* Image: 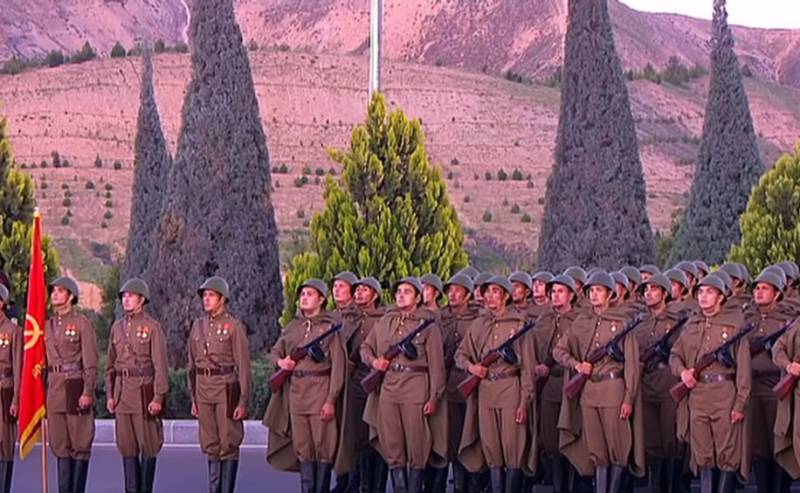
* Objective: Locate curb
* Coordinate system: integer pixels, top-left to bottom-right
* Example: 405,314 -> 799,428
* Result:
94,419 -> 268,446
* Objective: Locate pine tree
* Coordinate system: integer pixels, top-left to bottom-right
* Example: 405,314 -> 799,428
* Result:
728,143 -> 800,274
281,93 -> 468,323
668,0 -> 763,265
537,0 -> 654,272
147,0 -> 282,366
122,50 -> 172,283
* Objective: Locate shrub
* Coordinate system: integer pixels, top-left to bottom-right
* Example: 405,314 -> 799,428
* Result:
482,210 -> 492,222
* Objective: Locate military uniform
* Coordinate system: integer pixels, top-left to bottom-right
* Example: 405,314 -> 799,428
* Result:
772,320 -> 800,479
0,308 -> 21,492
105,307 -> 168,492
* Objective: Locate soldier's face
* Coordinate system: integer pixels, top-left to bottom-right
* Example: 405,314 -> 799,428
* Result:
395,284 -> 420,310
511,283 -> 530,303
484,285 -> 509,311
332,280 -> 353,307
533,280 -> 547,299
202,290 -> 224,313
644,284 -> 666,307
641,272 -> 653,283
121,292 -> 145,313
51,286 -> 72,307
614,283 -> 628,302
446,285 -> 469,308
422,285 -> 439,305
670,280 -> 685,300
589,286 -> 611,307
550,284 -> 573,308
473,287 -> 484,302
753,282 -> 779,306
354,285 -> 378,308
574,281 -> 585,297
299,287 -> 325,313
697,286 -> 723,311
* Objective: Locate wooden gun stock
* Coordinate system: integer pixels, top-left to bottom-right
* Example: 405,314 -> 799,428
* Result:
360,346 -> 401,394
268,347 -> 307,393
457,352 -> 501,399
774,373 -> 799,401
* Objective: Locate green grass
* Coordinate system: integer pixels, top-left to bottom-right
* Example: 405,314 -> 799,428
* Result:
53,238 -> 111,285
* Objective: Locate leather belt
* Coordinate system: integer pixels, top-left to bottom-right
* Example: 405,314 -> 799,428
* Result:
47,362 -> 83,373
293,369 -> 331,378
119,367 -> 155,378
699,373 -> 734,384
590,370 -> 624,382
389,363 -> 427,373
196,366 -> 235,377
487,370 -> 520,381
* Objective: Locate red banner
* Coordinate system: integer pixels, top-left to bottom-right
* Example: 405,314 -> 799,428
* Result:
19,211 -> 47,459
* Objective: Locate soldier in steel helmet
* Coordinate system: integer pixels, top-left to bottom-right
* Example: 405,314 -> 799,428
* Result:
0,284 -> 21,492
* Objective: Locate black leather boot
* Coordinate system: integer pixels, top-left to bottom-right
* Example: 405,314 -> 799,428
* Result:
595,466 -> 609,493
140,457 -> 157,493
774,460 -> 792,493
489,467 -> 504,493
122,457 -> 140,493
422,465 -> 435,492
505,469 -> 522,493
72,459 -> 89,493
300,461 -> 316,493
717,471 -> 736,493
552,455 -> 568,493
208,459 -> 222,493
57,457 -> 73,493
648,458 -> 664,493
331,473 -> 349,493
391,468 -> 409,493
753,459 -> 770,493
0,460 -> 12,493
699,468 -> 714,493
345,456 -> 361,493
467,470 -> 488,493
316,462 -> 333,493
408,468 -> 425,493
452,462 -> 467,493
220,460 -> 239,493
371,454 -> 388,493
608,465 -> 625,493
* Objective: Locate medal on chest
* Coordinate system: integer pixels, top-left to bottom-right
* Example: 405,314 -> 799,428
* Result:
216,323 -> 230,340
65,324 -> 77,338
137,326 -> 151,342
0,334 -> 10,348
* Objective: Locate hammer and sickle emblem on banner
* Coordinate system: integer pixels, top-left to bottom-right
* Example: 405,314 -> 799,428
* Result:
24,314 -> 42,350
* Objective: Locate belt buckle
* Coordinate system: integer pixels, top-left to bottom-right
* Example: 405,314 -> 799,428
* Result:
200,368 -> 211,377
121,368 -> 130,378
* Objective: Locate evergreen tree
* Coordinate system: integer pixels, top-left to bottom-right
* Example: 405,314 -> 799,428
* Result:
668,0 -> 763,264
147,0 -> 282,366
281,93 -> 468,323
537,0 -> 654,272
123,50 -> 171,282
728,143 -> 800,273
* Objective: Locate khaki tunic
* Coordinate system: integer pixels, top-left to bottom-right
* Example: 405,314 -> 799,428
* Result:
534,308 -> 577,457
454,310 -> 537,471
346,308 -> 383,454
553,307 -> 644,471
45,309 -> 99,460
360,307 -> 447,469
0,317 -> 22,460
770,315 -> 800,478
267,312 -> 346,463
635,309 -> 684,459
669,310 -> 751,476
105,310 -> 169,458
439,304 -> 480,462
187,311 -> 251,460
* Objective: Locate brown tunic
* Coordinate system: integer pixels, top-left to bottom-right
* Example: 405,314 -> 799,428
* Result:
346,307 -> 384,454
669,309 -> 751,476
0,317 -> 22,460
45,308 -> 99,460
770,314 -> 800,478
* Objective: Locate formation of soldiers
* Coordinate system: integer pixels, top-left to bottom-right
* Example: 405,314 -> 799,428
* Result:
0,259 -> 797,493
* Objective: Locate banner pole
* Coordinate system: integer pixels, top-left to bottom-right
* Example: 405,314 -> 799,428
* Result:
40,419 -> 48,493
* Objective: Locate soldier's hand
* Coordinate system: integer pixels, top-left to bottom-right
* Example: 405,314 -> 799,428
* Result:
320,402 -> 335,422
423,401 -> 437,416
576,362 -> 592,375
147,401 -> 162,416
515,405 -> 527,424
277,357 -> 296,371
8,404 -> 17,418
680,369 -> 697,389
535,364 -> 550,378
468,364 -> 488,379
730,410 -> 744,424
232,404 -> 247,421
191,402 -> 198,417
787,362 -> 800,377
106,398 -> 116,414
78,395 -> 93,410
373,358 -> 390,372
619,403 -> 633,420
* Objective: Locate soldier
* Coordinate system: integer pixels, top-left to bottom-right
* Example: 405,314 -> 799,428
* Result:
745,269 -> 794,493
455,275 -> 537,493
694,261 -> 710,280
719,264 -> 750,310
563,267 -> 588,307
187,276 -> 251,493
552,271 -> 644,493
610,272 -> 631,308
473,273 -> 493,305
421,274 -> 445,312
674,261 -> 700,292
664,269 -> 695,316
635,274 -> 687,493
772,293 -> 800,481
620,266 -> 642,299
669,274 -> 751,493
46,276 -> 98,493
105,278 -> 168,493
457,267 -> 480,281
532,271 -> 553,308
533,274 -> 580,493
777,262 -> 800,305
360,277 -> 447,493
638,265 -> 661,284
510,271 -> 541,319
439,274 -> 481,493
266,279 -> 347,493
0,285 -> 20,493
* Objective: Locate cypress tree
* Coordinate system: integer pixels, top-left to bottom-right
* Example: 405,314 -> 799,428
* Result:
537,0 -> 654,272
281,93 -> 468,323
148,0 -> 282,365
728,143 -> 800,274
668,0 -> 763,265
122,50 -> 172,282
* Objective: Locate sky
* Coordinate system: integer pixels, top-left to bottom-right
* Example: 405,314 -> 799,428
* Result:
619,0 -> 800,29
